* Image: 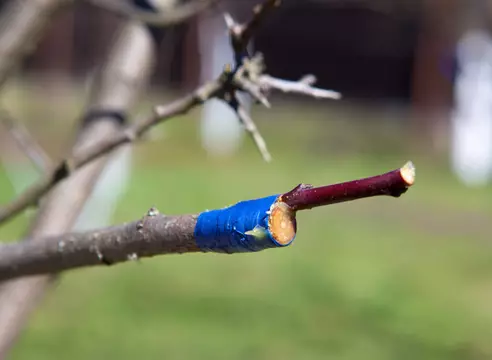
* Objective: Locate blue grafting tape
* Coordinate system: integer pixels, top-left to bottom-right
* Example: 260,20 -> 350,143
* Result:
194,194 -> 294,253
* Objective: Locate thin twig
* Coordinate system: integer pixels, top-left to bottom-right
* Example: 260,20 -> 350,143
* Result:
259,75 -> 342,99
235,74 -> 271,108
0,76 -> 223,225
86,0 -> 216,26
0,109 -> 52,172
226,0 -> 281,56
280,161 -> 416,211
228,95 -> 271,162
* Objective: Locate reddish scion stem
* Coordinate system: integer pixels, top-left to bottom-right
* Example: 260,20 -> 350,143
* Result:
280,161 -> 416,211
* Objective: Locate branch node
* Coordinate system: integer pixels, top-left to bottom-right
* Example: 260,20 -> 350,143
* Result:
90,245 -> 112,266
52,161 -> 71,183
147,206 -> 159,217
136,207 -> 158,235
0,0 -> 344,227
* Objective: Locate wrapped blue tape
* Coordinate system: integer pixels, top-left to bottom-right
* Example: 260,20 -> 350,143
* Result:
194,194 -> 292,253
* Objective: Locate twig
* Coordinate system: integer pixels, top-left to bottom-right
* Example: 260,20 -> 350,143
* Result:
0,70 -> 223,226
86,0 -> 215,26
0,109 -> 52,172
225,0 -> 281,58
0,0 -> 341,225
228,94 -> 271,162
280,161 -> 416,211
259,74 -> 342,99
221,5 -> 341,164
0,162 -> 416,281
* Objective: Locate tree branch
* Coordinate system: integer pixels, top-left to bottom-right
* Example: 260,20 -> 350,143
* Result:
280,161 -> 416,211
229,94 -> 271,161
0,0 -> 341,226
0,79 -> 221,225
0,213 -> 199,281
0,162 -> 416,281
258,74 -> 341,100
225,0 -> 280,58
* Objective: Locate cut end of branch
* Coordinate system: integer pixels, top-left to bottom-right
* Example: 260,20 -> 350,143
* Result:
400,161 -> 416,187
268,201 -> 296,246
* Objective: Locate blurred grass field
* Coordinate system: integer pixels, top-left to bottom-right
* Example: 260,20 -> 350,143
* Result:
1,83 -> 492,360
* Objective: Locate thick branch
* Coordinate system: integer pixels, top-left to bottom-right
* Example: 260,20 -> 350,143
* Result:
0,214 -> 198,281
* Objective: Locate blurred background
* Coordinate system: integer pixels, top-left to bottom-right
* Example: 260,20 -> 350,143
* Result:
0,0 -> 492,359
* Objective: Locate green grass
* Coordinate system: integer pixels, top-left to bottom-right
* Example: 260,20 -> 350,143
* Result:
1,92 -> 492,359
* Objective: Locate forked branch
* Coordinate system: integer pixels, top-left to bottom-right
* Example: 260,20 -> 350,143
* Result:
0,0 -> 341,225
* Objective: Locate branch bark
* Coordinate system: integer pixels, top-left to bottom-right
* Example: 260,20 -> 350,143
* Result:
0,18 -> 159,357
0,213 -> 199,281
280,161 -> 416,211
